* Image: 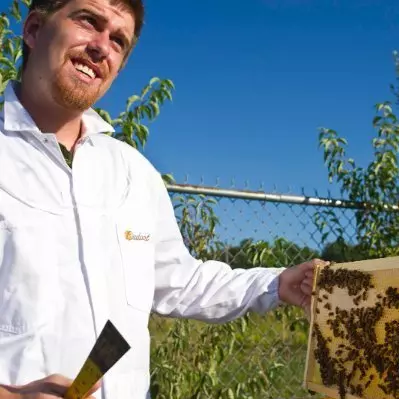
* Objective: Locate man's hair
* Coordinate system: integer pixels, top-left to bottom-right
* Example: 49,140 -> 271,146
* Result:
22,0 -> 144,70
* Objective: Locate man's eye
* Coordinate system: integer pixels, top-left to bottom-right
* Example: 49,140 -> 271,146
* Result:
112,37 -> 125,48
82,15 -> 96,26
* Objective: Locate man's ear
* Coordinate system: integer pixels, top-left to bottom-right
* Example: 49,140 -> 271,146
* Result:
23,11 -> 45,51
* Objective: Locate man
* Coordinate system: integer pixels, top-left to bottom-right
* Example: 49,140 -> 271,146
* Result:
0,0 -> 328,398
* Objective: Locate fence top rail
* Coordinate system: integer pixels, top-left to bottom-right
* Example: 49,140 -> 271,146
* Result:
166,183 -> 399,211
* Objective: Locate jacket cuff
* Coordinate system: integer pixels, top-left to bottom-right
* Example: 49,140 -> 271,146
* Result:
257,268 -> 286,312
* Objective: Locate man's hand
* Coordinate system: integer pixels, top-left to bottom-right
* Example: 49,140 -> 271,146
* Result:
0,374 -> 101,399
278,259 -> 330,318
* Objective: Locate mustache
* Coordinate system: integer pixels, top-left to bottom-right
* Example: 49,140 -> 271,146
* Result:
66,51 -> 108,78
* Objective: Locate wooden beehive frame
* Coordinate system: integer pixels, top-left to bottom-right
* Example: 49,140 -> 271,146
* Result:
303,256 -> 399,399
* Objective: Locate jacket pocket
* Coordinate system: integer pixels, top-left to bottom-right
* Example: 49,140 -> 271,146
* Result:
0,222 -> 57,336
0,224 -> 28,335
116,222 -> 155,313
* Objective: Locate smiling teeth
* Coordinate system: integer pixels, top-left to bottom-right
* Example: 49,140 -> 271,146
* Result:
74,63 -> 95,79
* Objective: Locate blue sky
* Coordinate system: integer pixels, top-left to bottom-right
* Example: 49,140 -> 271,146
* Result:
97,0 -> 399,197
5,0 -> 399,196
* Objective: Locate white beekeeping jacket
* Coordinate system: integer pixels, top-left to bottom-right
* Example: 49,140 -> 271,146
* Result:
0,81 -> 284,399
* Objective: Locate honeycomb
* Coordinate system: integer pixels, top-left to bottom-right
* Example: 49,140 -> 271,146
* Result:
304,256 -> 399,399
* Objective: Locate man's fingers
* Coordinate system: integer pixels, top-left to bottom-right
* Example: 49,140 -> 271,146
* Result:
86,379 -> 102,396
313,259 -> 330,267
301,274 -> 314,288
41,374 -> 73,395
298,262 -> 315,272
298,259 -> 327,273
14,374 -> 74,397
300,259 -> 330,277
301,281 -> 313,296
304,276 -> 315,291
303,275 -> 313,284
46,374 -> 73,385
279,258 -> 329,307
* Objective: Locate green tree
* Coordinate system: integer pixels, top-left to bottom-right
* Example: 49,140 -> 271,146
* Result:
233,237 -> 319,269
0,0 -> 28,96
321,237 -> 369,263
173,193 -> 222,261
222,238 -> 254,269
316,59 -> 399,259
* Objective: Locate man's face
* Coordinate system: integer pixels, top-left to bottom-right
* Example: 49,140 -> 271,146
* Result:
23,0 -> 135,111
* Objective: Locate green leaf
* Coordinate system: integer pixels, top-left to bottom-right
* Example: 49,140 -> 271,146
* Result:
111,117 -> 123,127
0,15 -> 10,30
162,173 -> 175,184
13,46 -> 22,64
135,124 -> 149,147
122,122 -> 134,138
162,87 -> 173,101
140,84 -> 151,98
127,94 -> 141,110
119,134 -> 137,148
142,105 -> 153,120
10,0 -> 21,22
0,56 -> 15,69
150,101 -> 160,119
95,108 -> 113,125
163,79 -> 175,90
149,77 -> 161,86
240,317 -> 247,333
5,39 -> 14,57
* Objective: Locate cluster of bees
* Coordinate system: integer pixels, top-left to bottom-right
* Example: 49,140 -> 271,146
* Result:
311,265 -> 399,399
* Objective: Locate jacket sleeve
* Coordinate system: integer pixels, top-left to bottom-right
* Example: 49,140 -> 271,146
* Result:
152,176 -> 285,323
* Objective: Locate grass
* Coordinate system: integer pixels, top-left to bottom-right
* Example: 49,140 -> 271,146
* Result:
148,307 -> 322,398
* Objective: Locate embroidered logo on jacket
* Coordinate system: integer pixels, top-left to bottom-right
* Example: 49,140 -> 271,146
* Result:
124,230 -> 150,242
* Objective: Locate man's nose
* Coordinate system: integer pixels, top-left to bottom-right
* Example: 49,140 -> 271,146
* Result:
86,31 -> 110,62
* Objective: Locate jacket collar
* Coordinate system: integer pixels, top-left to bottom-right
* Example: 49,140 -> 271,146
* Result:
3,81 -> 115,136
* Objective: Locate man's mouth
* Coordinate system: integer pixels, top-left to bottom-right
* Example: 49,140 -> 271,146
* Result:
74,62 -> 96,79
71,59 -> 102,80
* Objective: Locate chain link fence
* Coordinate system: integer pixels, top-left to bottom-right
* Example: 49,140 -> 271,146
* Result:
148,182 -> 382,399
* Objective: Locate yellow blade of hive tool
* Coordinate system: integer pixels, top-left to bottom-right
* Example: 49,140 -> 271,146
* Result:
64,320 -> 131,399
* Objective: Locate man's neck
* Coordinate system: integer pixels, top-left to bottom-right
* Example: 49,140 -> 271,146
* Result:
17,80 -> 83,150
